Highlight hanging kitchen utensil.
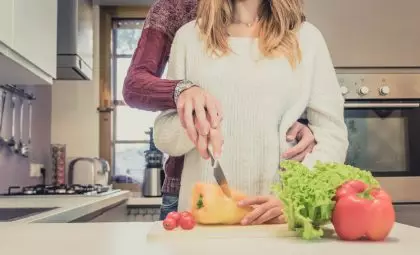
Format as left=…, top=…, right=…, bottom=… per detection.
left=16, top=98, right=24, bottom=154
left=7, top=95, right=16, bottom=150
left=21, top=100, right=32, bottom=158
left=0, top=89, right=6, bottom=144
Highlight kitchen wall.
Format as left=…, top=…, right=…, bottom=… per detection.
left=0, top=77, right=99, bottom=194
left=51, top=80, right=99, bottom=159
left=50, top=6, right=100, bottom=173
left=0, top=7, right=103, bottom=193
left=0, top=85, right=51, bottom=193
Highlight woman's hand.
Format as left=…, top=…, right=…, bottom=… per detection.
left=177, top=86, right=223, bottom=144
left=282, top=121, right=316, bottom=161
left=195, top=124, right=224, bottom=160
left=237, top=196, right=286, bottom=225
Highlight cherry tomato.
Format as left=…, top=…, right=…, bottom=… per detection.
left=179, top=215, right=196, bottom=230
left=163, top=218, right=177, bottom=231
left=166, top=211, right=181, bottom=225
left=180, top=211, right=193, bottom=218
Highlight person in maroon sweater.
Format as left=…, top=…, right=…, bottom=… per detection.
left=123, top=0, right=316, bottom=220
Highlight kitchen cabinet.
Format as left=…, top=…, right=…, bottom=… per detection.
left=13, top=0, right=57, bottom=79
left=87, top=203, right=132, bottom=222
left=85, top=202, right=160, bottom=222
left=0, top=0, right=57, bottom=85
left=395, top=204, right=420, bottom=228
left=0, top=0, right=13, bottom=48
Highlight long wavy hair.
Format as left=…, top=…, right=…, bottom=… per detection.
left=196, top=0, right=305, bottom=67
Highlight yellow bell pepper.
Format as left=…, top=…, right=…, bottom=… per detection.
left=190, top=183, right=252, bottom=225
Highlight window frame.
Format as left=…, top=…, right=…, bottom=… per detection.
left=98, top=7, right=150, bottom=174
left=111, top=18, right=150, bottom=176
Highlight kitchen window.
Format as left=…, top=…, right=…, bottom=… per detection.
left=111, top=18, right=167, bottom=182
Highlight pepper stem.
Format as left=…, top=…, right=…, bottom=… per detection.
left=196, top=194, right=204, bottom=209
left=357, top=187, right=373, bottom=200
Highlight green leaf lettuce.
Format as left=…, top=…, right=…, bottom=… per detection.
left=271, top=160, right=379, bottom=240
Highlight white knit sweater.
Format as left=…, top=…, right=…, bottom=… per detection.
left=153, top=21, right=349, bottom=212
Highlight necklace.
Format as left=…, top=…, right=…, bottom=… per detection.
left=232, top=16, right=260, bottom=27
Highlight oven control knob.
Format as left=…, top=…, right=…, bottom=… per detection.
left=358, top=86, right=369, bottom=95
left=379, top=86, right=390, bottom=96
left=340, top=86, right=349, bottom=95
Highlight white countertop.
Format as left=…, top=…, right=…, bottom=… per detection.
left=0, top=190, right=130, bottom=223
left=127, top=195, right=162, bottom=206
left=0, top=222, right=419, bottom=255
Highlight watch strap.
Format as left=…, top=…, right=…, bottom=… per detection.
left=174, top=80, right=197, bottom=104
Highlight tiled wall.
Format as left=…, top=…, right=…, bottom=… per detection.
left=0, top=85, right=52, bottom=194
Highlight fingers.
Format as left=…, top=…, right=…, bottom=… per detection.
left=196, top=134, right=209, bottom=159
left=240, top=202, right=280, bottom=225
left=237, top=196, right=270, bottom=207
left=209, top=127, right=223, bottom=159
left=177, top=87, right=223, bottom=145
left=177, top=97, right=186, bottom=128
left=282, top=135, right=311, bottom=159
left=215, top=100, right=224, bottom=123
left=205, top=98, right=220, bottom=129
left=282, top=126, right=315, bottom=159
left=285, top=122, right=303, bottom=142
left=239, top=197, right=284, bottom=225
left=193, top=97, right=210, bottom=136
left=251, top=207, right=283, bottom=225
left=194, top=111, right=223, bottom=160
left=266, top=214, right=287, bottom=224
left=177, top=87, right=224, bottom=156
left=289, top=142, right=315, bottom=162
left=183, top=100, right=198, bottom=143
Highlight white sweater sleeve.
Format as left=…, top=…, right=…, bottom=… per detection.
left=153, top=29, right=196, bottom=156
left=302, top=30, right=349, bottom=167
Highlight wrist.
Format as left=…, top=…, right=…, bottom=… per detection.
left=173, top=80, right=198, bottom=104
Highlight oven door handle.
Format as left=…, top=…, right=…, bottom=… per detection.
left=344, top=102, right=420, bottom=109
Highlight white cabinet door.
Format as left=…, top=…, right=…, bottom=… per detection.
left=13, top=0, right=57, bottom=78
left=0, top=0, right=14, bottom=47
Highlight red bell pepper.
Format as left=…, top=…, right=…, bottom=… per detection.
left=332, top=180, right=395, bottom=241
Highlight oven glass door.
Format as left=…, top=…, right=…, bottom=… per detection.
left=344, top=102, right=420, bottom=177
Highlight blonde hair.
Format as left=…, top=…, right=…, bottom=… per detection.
left=196, top=0, right=305, bottom=68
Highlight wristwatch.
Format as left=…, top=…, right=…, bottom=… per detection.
left=174, top=80, right=197, bottom=104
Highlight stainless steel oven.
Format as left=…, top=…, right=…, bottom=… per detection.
left=338, top=72, right=420, bottom=203
left=305, top=0, right=420, bottom=208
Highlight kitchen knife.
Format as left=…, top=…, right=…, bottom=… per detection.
left=208, top=147, right=232, bottom=198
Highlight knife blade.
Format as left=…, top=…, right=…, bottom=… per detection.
left=208, top=147, right=232, bottom=198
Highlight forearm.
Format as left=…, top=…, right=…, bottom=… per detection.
left=123, top=28, right=180, bottom=111
left=153, top=110, right=195, bottom=156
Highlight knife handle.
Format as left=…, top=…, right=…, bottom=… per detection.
left=208, top=145, right=222, bottom=168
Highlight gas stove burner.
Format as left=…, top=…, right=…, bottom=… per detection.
left=3, top=184, right=110, bottom=196
left=22, top=185, right=47, bottom=195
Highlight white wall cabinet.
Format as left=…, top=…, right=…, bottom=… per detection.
left=0, top=0, right=14, bottom=48
left=13, top=0, right=57, bottom=79
left=0, top=0, right=57, bottom=85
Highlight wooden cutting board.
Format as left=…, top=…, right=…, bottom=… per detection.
left=147, top=221, right=300, bottom=240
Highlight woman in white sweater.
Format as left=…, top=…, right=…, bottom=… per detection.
left=154, top=0, right=349, bottom=225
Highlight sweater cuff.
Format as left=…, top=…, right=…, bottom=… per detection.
left=155, top=80, right=180, bottom=109
left=297, top=118, right=309, bottom=125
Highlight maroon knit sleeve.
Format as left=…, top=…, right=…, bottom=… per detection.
left=122, top=0, right=197, bottom=112
left=123, top=28, right=179, bottom=111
